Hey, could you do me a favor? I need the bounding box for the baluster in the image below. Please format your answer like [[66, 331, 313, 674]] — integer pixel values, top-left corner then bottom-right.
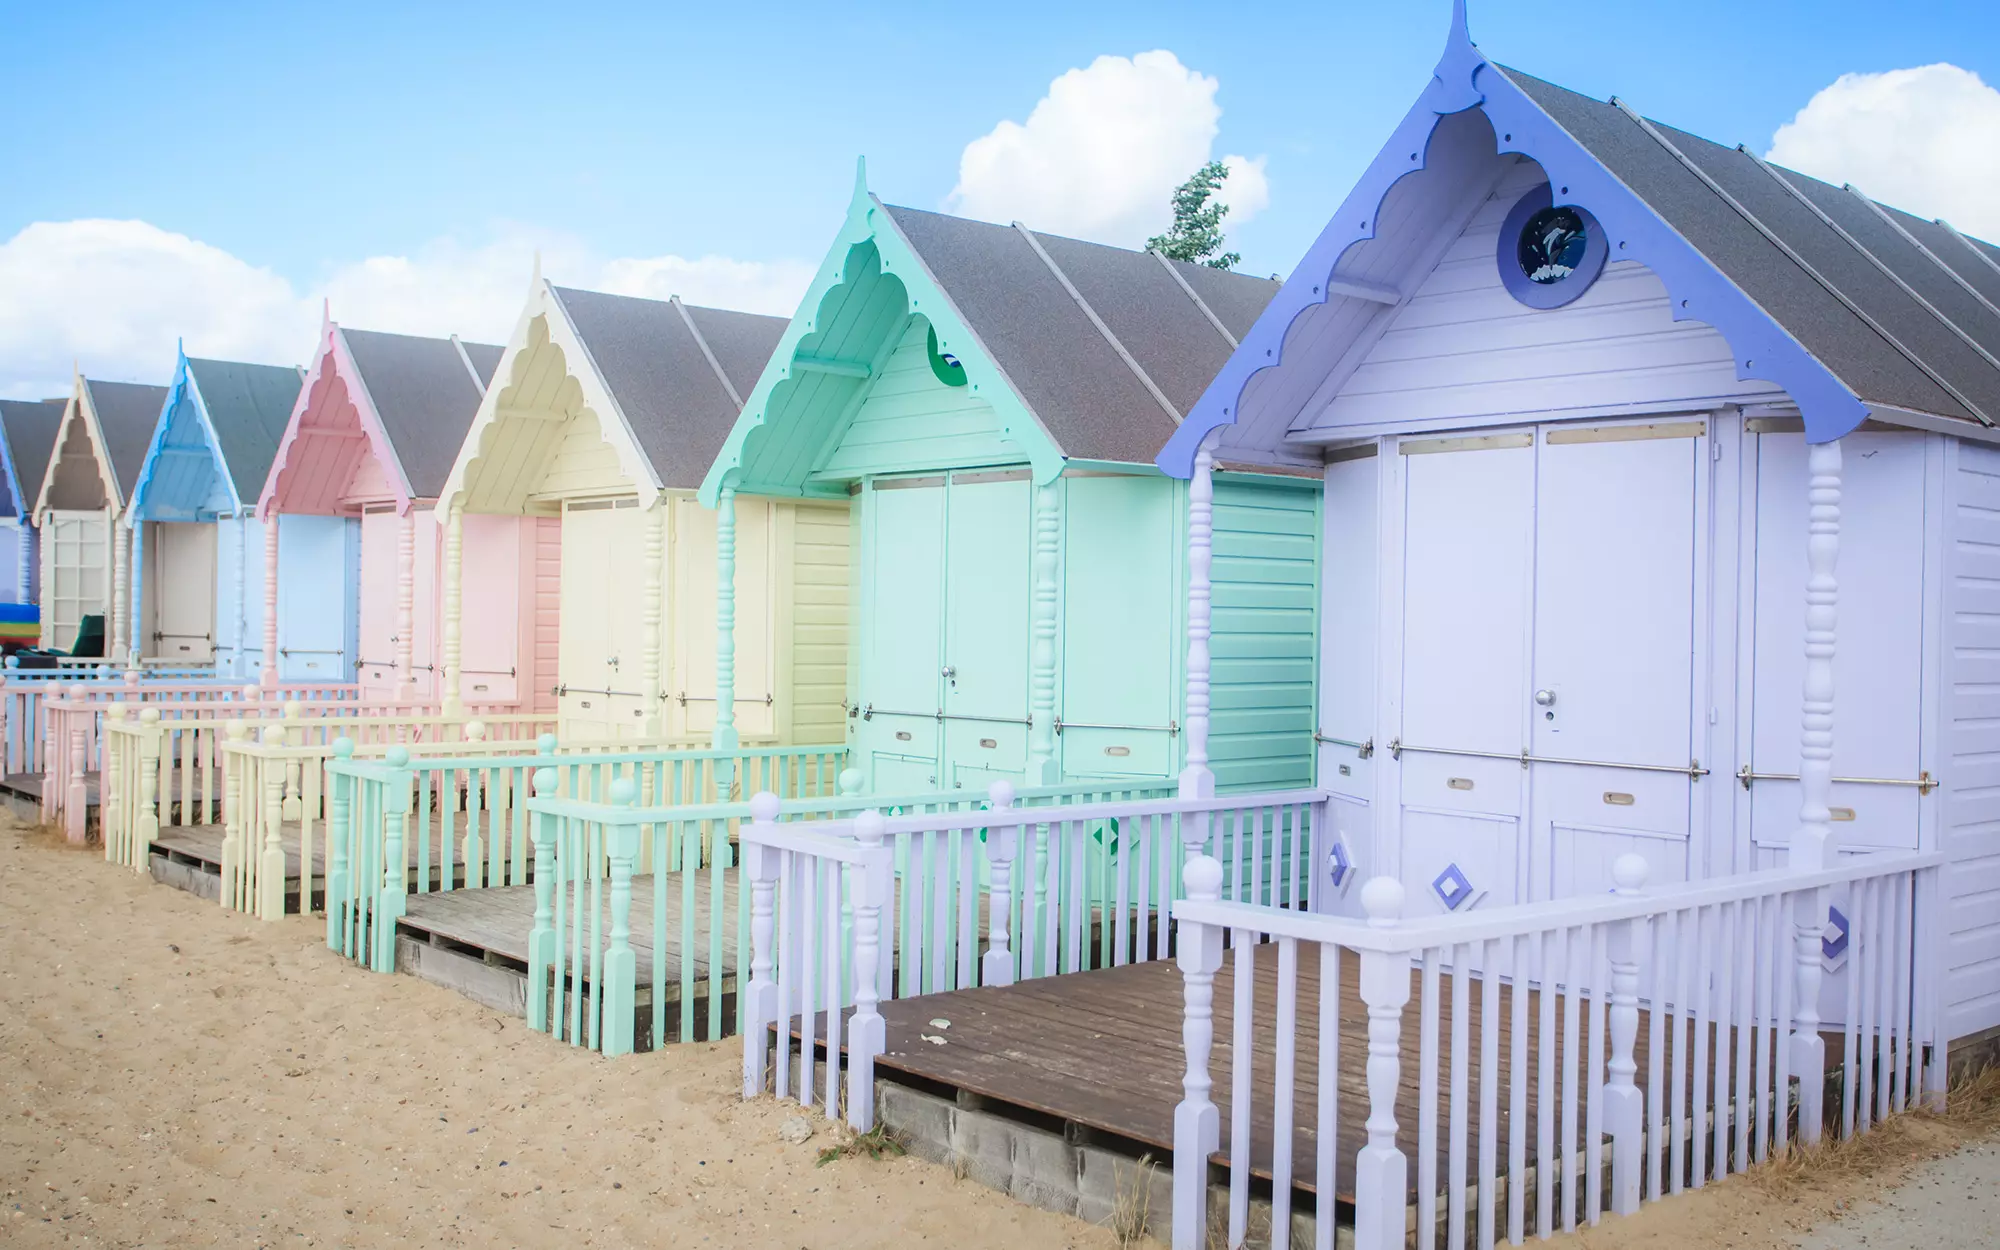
[[601, 778, 639, 1056], [1607, 855, 1649, 1215], [326, 739, 354, 948], [526, 767, 560, 1033], [219, 721, 250, 909], [258, 726, 287, 921], [847, 809, 889, 1131], [1170, 855, 1223, 1250], [281, 701, 304, 821], [978, 781, 1020, 987], [133, 708, 161, 874], [65, 722, 88, 844], [741, 792, 781, 1097], [374, 747, 412, 972], [1354, 878, 1411, 1250]]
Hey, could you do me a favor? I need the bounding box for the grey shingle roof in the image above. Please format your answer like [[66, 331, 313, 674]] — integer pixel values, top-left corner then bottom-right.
[[1499, 65, 2000, 429], [339, 328, 501, 500], [85, 380, 171, 505], [553, 286, 785, 490], [185, 358, 304, 504], [0, 399, 65, 520], [881, 204, 1280, 464]]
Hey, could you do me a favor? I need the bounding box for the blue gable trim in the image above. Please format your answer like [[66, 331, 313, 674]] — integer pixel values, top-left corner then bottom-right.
[[130, 348, 242, 522], [1158, 2, 1868, 477], [0, 425, 25, 526]]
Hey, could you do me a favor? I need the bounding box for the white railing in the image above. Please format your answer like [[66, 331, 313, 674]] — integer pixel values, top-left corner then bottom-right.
[[1168, 851, 1947, 1250], [741, 785, 1333, 1127]]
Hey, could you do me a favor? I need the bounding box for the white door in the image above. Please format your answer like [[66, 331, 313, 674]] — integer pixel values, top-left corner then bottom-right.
[[1747, 429, 1928, 857], [1317, 449, 1380, 911], [1529, 425, 1701, 897], [149, 522, 217, 662], [44, 510, 109, 652], [1393, 434, 1536, 914]]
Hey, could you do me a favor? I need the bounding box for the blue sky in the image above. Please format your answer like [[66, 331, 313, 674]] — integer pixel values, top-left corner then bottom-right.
[[2, 0, 1996, 394]]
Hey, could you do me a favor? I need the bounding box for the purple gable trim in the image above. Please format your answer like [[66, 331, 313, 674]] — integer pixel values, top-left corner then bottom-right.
[[1157, 5, 1868, 478]]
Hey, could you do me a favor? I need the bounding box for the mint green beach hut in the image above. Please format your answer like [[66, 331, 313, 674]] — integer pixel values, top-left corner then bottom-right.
[[702, 166, 1322, 794]]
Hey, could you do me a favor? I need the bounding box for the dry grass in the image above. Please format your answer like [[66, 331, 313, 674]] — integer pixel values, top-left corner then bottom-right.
[[814, 1123, 909, 1167], [1745, 1065, 2000, 1202], [1108, 1155, 1156, 1249]]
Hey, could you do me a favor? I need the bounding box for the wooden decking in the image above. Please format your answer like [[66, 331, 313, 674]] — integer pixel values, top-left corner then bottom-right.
[[863, 946, 1809, 1206]]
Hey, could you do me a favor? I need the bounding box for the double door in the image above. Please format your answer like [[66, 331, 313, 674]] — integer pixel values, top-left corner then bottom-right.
[[145, 521, 216, 662], [557, 497, 652, 739], [858, 473, 1030, 793], [1393, 422, 1704, 913]]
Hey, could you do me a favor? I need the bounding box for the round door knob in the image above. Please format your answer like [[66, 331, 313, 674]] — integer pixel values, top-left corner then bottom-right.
[[1534, 689, 1557, 707]]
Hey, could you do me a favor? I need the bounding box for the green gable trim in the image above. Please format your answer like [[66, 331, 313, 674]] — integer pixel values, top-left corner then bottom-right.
[[700, 159, 1065, 507]]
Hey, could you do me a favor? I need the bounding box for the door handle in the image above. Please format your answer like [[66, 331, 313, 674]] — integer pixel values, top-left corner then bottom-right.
[[1534, 689, 1557, 707], [941, 665, 956, 679]]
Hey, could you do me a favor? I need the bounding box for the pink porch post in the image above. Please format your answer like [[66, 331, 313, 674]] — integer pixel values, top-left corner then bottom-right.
[[261, 518, 280, 689]]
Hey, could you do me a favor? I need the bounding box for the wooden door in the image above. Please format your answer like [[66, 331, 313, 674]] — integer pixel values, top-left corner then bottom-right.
[[859, 480, 945, 790], [671, 496, 776, 741], [407, 509, 441, 702], [275, 515, 356, 682], [1529, 425, 1701, 897], [1317, 450, 1379, 909], [356, 509, 399, 696], [149, 521, 216, 662], [556, 499, 626, 739], [1748, 429, 1928, 856], [43, 510, 108, 651], [941, 473, 1031, 789], [1060, 475, 1176, 781], [1393, 435, 1535, 914], [457, 513, 524, 705]]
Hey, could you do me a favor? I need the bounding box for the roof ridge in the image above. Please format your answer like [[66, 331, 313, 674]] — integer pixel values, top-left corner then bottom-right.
[[1938, 218, 2000, 284], [1611, 95, 1994, 428], [448, 335, 489, 397], [1011, 222, 1184, 425], [670, 296, 744, 409], [1148, 248, 1241, 348]]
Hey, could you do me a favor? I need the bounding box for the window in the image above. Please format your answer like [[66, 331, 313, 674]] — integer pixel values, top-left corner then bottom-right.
[[1498, 185, 1608, 309]]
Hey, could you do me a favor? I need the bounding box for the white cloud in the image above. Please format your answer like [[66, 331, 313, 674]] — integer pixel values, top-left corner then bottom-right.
[[945, 50, 1269, 250], [1768, 63, 2000, 241], [0, 219, 814, 398]]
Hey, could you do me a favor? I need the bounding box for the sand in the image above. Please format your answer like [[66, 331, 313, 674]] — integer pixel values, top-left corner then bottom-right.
[[0, 818, 1117, 1249]]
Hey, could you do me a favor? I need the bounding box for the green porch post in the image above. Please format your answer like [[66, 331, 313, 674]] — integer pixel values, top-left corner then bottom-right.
[[713, 481, 739, 754], [1026, 480, 1061, 785]]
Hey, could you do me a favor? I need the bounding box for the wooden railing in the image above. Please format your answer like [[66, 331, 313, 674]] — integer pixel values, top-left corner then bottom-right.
[[1168, 852, 1947, 1250], [740, 786, 1325, 1117]]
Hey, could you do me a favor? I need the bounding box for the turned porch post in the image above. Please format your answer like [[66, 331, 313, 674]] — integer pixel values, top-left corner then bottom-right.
[[642, 500, 665, 738], [110, 515, 127, 664], [127, 521, 145, 666], [1790, 436, 1841, 1144], [260, 515, 280, 688], [1027, 480, 1061, 786], [1180, 440, 1216, 802], [713, 482, 738, 752], [15, 521, 33, 604], [394, 509, 417, 701], [441, 500, 464, 716]]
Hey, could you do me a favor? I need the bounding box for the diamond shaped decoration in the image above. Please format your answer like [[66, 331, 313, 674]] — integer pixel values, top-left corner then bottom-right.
[[1822, 906, 1850, 962], [1433, 863, 1475, 911], [1328, 841, 1353, 889]]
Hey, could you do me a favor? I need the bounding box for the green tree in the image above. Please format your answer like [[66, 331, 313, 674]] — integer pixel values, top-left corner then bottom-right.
[[1146, 160, 1240, 270]]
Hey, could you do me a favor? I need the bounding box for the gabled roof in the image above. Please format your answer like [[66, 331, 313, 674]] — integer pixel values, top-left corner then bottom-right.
[[0, 399, 65, 523], [339, 328, 500, 500], [1159, 2, 2000, 473], [261, 321, 499, 516], [131, 352, 305, 520], [701, 163, 1278, 504], [551, 285, 785, 490], [88, 379, 171, 503]]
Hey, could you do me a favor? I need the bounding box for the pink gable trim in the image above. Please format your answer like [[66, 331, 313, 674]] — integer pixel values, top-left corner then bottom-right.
[[258, 324, 415, 519]]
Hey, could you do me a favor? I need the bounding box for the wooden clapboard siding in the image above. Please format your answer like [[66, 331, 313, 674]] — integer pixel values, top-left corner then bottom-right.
[[818, 317, 1016, 479], [784, 501, 852, 745], [1944, 439, 2000, 1039], [670, 494, 776, 741], [1309, 159, 1780, 433], [1208, 477, 1320, 791], [534, 407, 631, 501], [465, 318, 595, 513], [526, 515, 561, 713]]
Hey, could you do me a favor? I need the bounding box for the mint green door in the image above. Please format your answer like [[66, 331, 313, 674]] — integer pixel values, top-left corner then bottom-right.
[[941, 472, 1032, 788], [1060, 476, 1177, 780], [860, 479, 946, 789]]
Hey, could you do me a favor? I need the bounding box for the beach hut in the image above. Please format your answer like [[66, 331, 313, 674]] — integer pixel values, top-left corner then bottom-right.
[[702, 166, 1320, 792], [125, 349, 303, 676], [0, 398, 64, 610], [32, 375, 167, 656], [439, 275, 844, 743], [257, 320, 507, 697], [1153, 2, 2000, 1036]]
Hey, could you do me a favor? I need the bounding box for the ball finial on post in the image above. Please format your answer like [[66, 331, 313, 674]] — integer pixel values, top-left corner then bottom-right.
[[1611, 853, 1650, 896], [385, 745, 411, 768], [1361, 876, 1406, 928], [1183, 854, 1224, 901], [608, 777, 638, 807], [749, 791, 781, 824], [332, 736, 354, 759], [987, 779, 1016, 809], [532, 767, 558, 797], [138, 706, 161, 725]]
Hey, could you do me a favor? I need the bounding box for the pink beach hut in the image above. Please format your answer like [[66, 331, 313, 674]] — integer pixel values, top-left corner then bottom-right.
[[257, 319, 551, 708]]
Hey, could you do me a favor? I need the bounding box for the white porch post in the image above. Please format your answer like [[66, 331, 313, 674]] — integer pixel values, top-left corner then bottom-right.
[[260, 514, 280, 688], [1790, 435, 1841, 1145], [16, 522, 33, 605], [231, 515, 248, 681], [394, 509, 416, 701], [713, 482, 738, 752], [127, 521, 145, 666], [1180, 440, 1216, 802], [1027, 479, 1061, 786], [110, 516, 127, 663], [441, 501, 464, 716], [642, 500, 665, 738]]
